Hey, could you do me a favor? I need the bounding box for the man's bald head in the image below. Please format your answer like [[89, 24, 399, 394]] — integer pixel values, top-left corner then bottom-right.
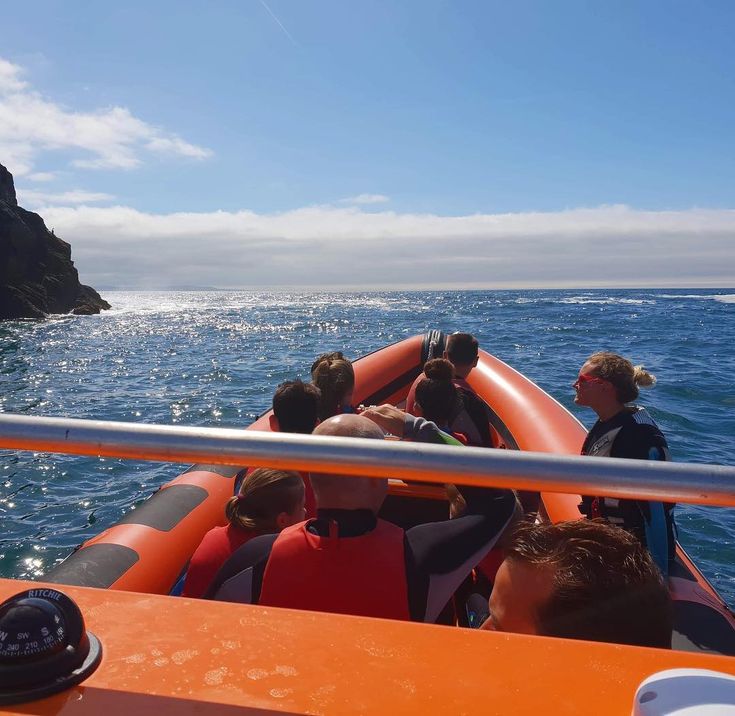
[[311, 414, 388, 512], [313, 413, 385, 440]]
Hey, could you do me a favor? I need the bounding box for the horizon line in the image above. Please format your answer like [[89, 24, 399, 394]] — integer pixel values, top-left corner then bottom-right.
[[95, 283, 735, 293]]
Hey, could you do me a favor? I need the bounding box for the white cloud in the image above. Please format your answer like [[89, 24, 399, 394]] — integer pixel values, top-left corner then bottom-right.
[[0, 56, 212, 176], [18, 188, 115, 206], [144, 136, 211, 159], [0, 59, 27, 92], [340, 194, 390, 205], [27, 171, 57, 182], [35, 203, 735, 289]]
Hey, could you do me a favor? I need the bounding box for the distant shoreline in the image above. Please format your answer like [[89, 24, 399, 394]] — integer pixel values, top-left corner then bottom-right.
[[96, 285, 735, 293]]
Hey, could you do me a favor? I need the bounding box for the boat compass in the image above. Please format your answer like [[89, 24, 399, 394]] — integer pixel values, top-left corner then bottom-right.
[[0, 588, 102, 705]]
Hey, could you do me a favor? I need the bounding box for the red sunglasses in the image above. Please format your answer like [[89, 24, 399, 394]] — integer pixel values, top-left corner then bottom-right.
[[575, 372, 607, 385]]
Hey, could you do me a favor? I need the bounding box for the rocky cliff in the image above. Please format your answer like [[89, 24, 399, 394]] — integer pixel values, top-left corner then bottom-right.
[[0, 163, 110, 319]]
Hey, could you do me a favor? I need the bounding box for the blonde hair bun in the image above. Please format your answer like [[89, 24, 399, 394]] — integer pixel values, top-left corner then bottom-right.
[[633, 365, 657, 387]]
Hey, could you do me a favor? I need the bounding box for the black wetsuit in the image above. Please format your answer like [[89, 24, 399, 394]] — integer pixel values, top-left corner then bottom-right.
[[206, 416, 517, 623], [452, 380, 494, 448], [579, 406, 675, 572]]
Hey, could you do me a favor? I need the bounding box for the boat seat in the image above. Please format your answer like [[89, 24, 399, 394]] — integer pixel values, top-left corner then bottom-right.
[[672, 600, 735, 655]]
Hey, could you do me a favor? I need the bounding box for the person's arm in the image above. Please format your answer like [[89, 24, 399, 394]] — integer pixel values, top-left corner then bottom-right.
[[405, 413, 464, 445], [362, 405, 461, 445], [639, 438, 673, 575], [404, 487, 520, 622], [643, 501, 670, 576], [614, 425, 673, 574]]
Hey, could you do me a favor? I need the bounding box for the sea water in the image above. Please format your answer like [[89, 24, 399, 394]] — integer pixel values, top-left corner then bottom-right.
[[1, 289, 734, 604]]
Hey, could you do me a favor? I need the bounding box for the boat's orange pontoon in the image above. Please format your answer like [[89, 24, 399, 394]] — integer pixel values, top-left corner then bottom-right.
[[1, 332, 734, 713]]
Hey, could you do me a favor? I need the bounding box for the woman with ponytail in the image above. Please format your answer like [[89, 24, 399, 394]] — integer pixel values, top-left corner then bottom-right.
[[311, 351, 355, 421], [413, 359, 468, 444], [573, 351, 675, 575], [183, 468, 305, 598]]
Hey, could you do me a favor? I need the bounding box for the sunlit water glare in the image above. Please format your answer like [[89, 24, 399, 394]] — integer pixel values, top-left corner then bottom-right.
[[1, 288, 734, 604]]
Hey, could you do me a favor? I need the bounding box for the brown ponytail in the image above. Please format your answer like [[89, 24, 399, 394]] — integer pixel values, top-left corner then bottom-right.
[[311, 353, 355, 421], [225, 468, 304, 533]]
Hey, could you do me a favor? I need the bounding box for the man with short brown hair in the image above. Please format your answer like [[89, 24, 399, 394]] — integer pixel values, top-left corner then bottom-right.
[[271, 379, 321, 434], [479, 519, 673, 648], [444, 332, 479, 370]]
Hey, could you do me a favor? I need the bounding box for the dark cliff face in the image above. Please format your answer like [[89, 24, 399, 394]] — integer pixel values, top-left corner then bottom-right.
[[0, 164, 18, 207], [0, 163, 111, 320]]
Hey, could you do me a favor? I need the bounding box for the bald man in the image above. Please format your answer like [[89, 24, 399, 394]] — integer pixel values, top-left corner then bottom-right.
[[207, 414, 518, 622]]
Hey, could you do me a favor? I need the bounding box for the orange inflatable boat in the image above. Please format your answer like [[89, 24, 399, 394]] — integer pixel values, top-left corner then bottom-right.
[[1, 331, 734, 712]]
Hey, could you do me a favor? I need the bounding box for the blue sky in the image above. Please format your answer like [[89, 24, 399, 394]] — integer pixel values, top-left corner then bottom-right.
[[1, 1, 734, 288]]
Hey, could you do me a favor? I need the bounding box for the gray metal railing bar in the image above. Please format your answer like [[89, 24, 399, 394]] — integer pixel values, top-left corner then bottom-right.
[[0, 412, 734, 507]]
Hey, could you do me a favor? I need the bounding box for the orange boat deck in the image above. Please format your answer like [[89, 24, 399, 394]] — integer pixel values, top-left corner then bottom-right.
[[2, 579, 735, 715]]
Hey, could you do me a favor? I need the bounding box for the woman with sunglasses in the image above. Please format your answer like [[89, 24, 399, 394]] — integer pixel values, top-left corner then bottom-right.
[[573, 352, 674, 575]]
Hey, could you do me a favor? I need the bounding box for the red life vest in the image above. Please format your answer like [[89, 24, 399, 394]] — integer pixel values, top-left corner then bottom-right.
[[183, 524, 257, 599], [259, 518, 410, 620]]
